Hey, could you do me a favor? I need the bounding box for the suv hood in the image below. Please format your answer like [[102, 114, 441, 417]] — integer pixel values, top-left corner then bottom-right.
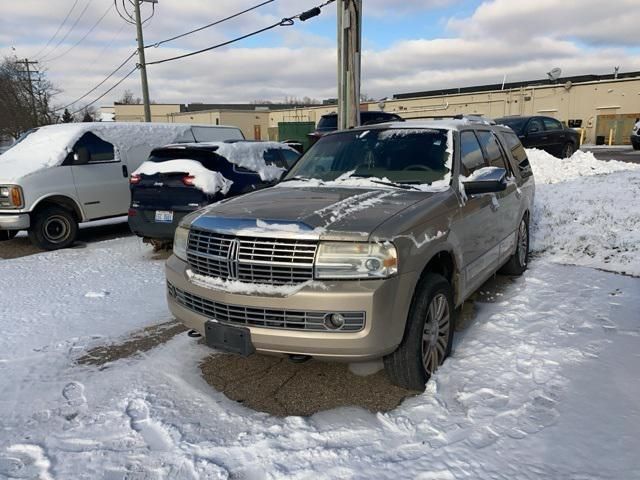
[[189, 186, 435, 240]]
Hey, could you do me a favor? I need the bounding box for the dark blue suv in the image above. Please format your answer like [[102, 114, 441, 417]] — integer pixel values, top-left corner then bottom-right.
[[128, 140, 300, 248]]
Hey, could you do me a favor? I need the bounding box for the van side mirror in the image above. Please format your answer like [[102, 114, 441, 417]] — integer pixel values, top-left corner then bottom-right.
[[463, 167, 507, 195], [73, 147, 90, 164]]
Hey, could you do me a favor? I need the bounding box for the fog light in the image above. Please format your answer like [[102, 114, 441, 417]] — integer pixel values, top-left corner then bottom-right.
[[324, 313, 345, 330], [365, 258, 381, 271]]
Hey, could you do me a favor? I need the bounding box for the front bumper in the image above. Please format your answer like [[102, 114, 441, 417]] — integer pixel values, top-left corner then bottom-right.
[[165, 255, 417, 361], [0, 213, 30, 230], [128, 209, 191, 241]]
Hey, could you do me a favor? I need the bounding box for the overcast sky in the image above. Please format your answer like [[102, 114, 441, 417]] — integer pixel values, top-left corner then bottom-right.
[[1, 0, 639, 111]]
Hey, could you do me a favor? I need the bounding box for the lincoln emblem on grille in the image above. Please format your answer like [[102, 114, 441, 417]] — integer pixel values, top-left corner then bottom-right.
[[226, 238, 240, 279]]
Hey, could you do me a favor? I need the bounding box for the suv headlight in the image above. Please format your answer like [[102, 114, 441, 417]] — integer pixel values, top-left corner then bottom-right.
[[173, 225, 189, 261], [0, 185, 24, 209], [314, 242, 398, 279]]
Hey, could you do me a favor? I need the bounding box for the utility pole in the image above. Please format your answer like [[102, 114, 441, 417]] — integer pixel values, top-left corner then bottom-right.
[[337, 0, 362, 130], [19, 58, 39, 124], [133, 0, 154, 122]]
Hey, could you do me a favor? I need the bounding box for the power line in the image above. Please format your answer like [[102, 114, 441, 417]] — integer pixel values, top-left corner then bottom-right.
[[53, 51, 137, 112], [44, 3, 115, 63], [145, 0, 275, 49], [32, 0, 80, 59], [146, 0, 335, 66], [40, 0, 95, 61], [70, 65, 138, 115]]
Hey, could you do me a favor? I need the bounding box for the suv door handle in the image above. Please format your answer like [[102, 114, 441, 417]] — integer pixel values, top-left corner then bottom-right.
[[122, 165, 128, 178], [541, 136, 548, 140]]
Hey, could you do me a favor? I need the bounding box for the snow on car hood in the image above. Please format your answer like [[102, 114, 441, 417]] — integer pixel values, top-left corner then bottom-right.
[[0, 123, 191, 182], [190, 186, 436, 237], [134, 159, 233, 195]]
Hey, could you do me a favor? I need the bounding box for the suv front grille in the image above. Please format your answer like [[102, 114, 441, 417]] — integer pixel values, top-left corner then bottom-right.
[[187, 228, 317, 285], [168, 282, 365, 332]]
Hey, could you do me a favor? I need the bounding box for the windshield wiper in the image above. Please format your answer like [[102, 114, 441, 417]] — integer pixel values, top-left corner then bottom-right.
[[279, 176, 313, 183], [349, 175, 420, 190]]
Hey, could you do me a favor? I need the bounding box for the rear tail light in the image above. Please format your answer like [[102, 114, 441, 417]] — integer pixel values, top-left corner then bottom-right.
[[128, 208, 137, 217], [182, 175, 196, 186], [130, 174, 141, 185]]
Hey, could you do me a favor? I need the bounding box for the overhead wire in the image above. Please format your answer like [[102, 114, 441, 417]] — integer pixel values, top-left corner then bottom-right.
[[145, 0, 275, 49], [40, 0, 94, 61], [32, 0, 80, 59], [146, 0, 335, 66], [43, 3, 115, 63], [70, 65, 139, 115], [53, 51, 137, 112]]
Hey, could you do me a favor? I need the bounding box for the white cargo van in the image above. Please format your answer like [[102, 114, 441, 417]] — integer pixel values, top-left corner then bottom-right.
[[0, 122, 244, 249]]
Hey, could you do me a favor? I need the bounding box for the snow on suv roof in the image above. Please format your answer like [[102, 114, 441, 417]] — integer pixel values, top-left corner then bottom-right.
[[325, 117, 498, 134]]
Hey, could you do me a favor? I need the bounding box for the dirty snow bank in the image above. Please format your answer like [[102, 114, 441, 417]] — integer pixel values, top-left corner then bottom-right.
[[528, 148, 640, 276], [0, 123, 191, 182], [134, 159, 233, 195]]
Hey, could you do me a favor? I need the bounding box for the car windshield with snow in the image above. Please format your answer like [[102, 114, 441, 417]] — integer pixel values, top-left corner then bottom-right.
[[166, 118, 535, 390], [128, 141, 300, 248]]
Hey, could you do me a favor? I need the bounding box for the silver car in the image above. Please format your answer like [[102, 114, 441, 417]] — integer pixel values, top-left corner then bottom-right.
[[166, 118, 535, 390]]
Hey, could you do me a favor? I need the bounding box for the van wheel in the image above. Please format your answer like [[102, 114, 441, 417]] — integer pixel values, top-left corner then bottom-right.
[[28, 206, 78, 250], [384, 273, 454, 391], [499, 216, 529, 275], [0, 230, 18, 241]]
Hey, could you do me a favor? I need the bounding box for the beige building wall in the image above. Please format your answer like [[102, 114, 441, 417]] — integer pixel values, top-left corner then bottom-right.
[[111, 76, 640, 145]]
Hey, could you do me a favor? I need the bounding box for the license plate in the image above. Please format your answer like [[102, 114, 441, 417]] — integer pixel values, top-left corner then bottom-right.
[[155, 210, 173, 223], [205, 321, 255, 356]]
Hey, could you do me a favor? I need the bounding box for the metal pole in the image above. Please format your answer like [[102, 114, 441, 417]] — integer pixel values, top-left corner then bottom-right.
[[133, 0, 152, 122], [337, 0, 346, 130], [22, 59, 39, 124]]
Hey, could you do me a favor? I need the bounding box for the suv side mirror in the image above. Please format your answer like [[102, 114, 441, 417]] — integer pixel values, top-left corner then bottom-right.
[[73, 147, 90, 164], [463, 167, 507, 195]]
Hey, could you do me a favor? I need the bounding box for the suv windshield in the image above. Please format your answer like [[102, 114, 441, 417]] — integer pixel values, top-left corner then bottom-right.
[[286, 128, 451, 185]]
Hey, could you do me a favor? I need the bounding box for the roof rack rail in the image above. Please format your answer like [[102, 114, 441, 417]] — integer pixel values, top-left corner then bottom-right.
[[404, 114, 496, 125]]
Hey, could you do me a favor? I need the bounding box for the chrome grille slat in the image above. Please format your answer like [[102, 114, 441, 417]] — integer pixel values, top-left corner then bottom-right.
[[168, 282, 365, 332], [187, 228, 318, 285]]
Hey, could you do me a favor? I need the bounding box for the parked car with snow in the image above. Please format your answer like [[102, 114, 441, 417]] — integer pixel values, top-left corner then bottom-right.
[[128, 141, 300, 248], [495, 115, 579, 158], [0, 123, 244, 248], [631, 119, 640, 150], [307, 111, 404, 146], [165, 118, 535, 390]]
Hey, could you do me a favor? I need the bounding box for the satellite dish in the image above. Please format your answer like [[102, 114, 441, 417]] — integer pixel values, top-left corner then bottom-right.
[[547, 67, 562, 82], [564, 80, 573, 90]]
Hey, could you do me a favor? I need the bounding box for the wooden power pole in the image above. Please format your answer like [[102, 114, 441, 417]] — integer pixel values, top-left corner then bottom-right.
[[337, 0, 362, 130], [19, 58, 39, 124], [133, 0, 155, 122]]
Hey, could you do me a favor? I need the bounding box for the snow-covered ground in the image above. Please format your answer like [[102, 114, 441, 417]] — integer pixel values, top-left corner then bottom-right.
[[0, 149, 639, 479]]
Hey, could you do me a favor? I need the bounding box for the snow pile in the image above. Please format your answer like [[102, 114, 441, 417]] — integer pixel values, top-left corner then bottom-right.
[[526, 148, 640, 184], [0, 123, 191, 182], [203, 141, 290, 181], [186, 269, 325, 296], [528, 148, 640, 276], [134, 159, 233, 195]]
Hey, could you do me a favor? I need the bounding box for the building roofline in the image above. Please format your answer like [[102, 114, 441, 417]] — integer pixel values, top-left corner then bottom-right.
[[392, 71, 640, 100]]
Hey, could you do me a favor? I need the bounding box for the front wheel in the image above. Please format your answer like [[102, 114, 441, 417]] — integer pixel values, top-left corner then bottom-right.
[[499, 216, 529, 275], [384, 273, 454, 391], [562, 142, 575, 158], [28, 206, 78, 250]]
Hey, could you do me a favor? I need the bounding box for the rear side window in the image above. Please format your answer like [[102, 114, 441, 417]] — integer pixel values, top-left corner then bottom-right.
[[74, 132, 115, 163], [263, 149, 287, 169], [542, 117, 563, 131], [502, 131, 531, 175], [476, 131, 509, 170], [317, 115, 337, 130], [460, 131, 486, 176], [192, 126, 244, 142]]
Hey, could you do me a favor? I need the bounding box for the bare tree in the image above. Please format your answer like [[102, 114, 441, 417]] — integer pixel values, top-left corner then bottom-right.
[[61, 108, 74, 123], [117, 89, 141, 105], [0, 56, 59, 139]]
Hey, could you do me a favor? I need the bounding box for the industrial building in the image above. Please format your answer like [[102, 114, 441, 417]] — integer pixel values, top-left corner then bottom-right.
[[107, 71, 640, 145]]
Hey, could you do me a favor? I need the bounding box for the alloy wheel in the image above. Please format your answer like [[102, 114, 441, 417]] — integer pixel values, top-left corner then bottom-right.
[[421, 293, 450, 375]]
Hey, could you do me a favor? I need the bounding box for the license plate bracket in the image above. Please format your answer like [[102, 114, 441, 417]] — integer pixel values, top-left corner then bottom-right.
[[205, 321, 255, 356], [155, 210, 174, 223]]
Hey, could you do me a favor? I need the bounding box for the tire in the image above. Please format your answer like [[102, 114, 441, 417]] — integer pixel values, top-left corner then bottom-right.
[[632, 142, 640, 151], [384, 273, 455, 391], [28, 206, 78, 250], [0, 230, 18, 241], [562, 142, 575, 158], [499, 216, 529, 275]]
